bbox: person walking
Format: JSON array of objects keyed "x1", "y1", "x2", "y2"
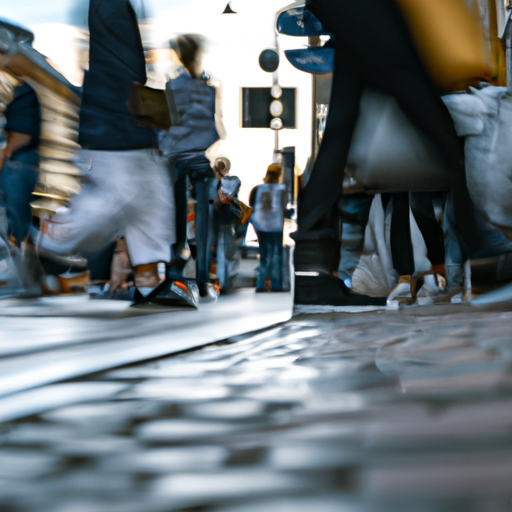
[
  {"x1": 293, "y1": 0, "x2": 497, "y2": 304},
  {"x1": 159, "y1": 35, "x2": 224, "y2": 299},
  {"x1": 36, "y1": 0, "x2": 179, "y2": 304},
  {"x1": 249, "y1": 164, "x2": 287, "y2": 292},
  {"x1": 0, "y1": 81, "x2": 40, "y2": 245}
]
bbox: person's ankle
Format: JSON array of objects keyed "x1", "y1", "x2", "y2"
[{"x1": 134, "y1": 262, "x2": 160, "y2": 289}]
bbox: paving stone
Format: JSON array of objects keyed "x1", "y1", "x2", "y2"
[
  {"x1": 137, "y1": 419, "x2": 255, "y2": 443},
  {"x1": 98, "y1": 446, "x2": 228, "y2": 473},
  {"x1": 3, "y1": 305, "x2": 512, "y2": 510}
]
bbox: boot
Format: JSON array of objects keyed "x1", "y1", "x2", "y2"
[{"x1": 293, "y1": 239, "x2": 386, "y2": 306}]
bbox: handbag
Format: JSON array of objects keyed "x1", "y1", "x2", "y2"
[
  {"x1": 395, "y1": 0, "x2": 493, "y2": 91},
  {"x1": 346, "y1": 90, "x2": 451, "y2": 192}
]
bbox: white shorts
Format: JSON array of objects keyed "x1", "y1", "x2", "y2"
[{"x1": 38, "y1": 148, "x2": 175, "y2": 266}]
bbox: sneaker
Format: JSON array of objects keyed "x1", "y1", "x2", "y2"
[
  {"x1": 198, "y1": 282, "x2": 218, "y2": 302},
  {"x1": 386, "y1": 275, "x2": 414, "y2": 308}
]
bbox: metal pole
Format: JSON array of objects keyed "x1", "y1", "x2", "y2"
[
  {"x1": 308, "y1": 36, "x2": 321, "y2": 162},
  {"x1": 507, "y1": 16, "x2": 512, "y2": 91}
]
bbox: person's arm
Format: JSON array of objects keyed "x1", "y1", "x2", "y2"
[
  {"x1": 282, "y1": 187, "x2": 294, "y2": 219},
  {"x1": 4, "y1": 132, "x2": 33, "y2": 159},
  {"x1": 249, "y1": 186, "x2": 258, "y2": 208}
]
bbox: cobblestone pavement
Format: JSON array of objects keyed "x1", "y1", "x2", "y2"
[{"x1": 2, "y1": 303, "x2": 512, "y2": 511}]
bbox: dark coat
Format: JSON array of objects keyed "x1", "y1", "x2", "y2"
[{"x1": 78, "y1": 0, "x2": 157, "y2": 151}]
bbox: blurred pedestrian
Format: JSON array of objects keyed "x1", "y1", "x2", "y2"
[
  {"x1": 293, "y1": 0, "x2": 495, "y2": 304},
  {"x1": 0, "y1": 81, "x2": 40, "y2": 245},
  {"x1": 211, "y1": 174, "x2": 250, "y2": 293},
  {"x1": 249, "y1": 164, "x2": 287, "y2": 292},
  {"x1": 159, "y1": 34, "x2": 224, "y2": 299},
  {"x1": 36, "y1": 0, "x2": 177, "y2": 302}
]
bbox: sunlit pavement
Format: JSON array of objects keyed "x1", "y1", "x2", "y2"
[{"x1": 2, "y1": 299, "x2": 512, "y2": 511}]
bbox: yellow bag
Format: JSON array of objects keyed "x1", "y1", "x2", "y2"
[{"x1": 395, "y1": 0, "x2": 493, "y2": 91}]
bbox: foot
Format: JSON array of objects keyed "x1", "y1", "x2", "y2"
[
  {"x1": 386, "y1": 275, "x2": 414, "y2": 308},
  {"x1": 198, "y1": 282, "x2": 218, "y2": 302},
  {"x1": 133, "y1": 278, "x2": 198, "y2": 308},
  {"x1": 294, "y1": 273, "x2": 386, "y2": 306},
  {"x1": 134, "y1": 263, "x2": 161, "y2": 297}
]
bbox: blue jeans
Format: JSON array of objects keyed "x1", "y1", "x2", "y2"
[
  {"x1": 0, "y1": 159, "x2": 38, "y2": 243},
  {"x1": 444, "y1": 192, "x2": 512, "y2": 264},
  {"x1": 256, "y1": 231, "x2": 283, "y2": 291}
]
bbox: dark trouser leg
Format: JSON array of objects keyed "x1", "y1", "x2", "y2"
[
  {"x1": 193, "y1": 176, "x2": 214, "y2": 286},
  {"x1": 292, "y1": 50, "x2": 360, "y2": 277},
  {"x1": 172, "y1": 168, "x2": 188, "y2": 263},
  {"x1": 296, "y1": 51, "x2": 362, "y2": 239},
  {"x1": 0, "y1": 160, "x2": 38, "y2": 244},
  {"x1": 410, "y1": 192, "x2": 445, "y2": 266},
  {"x1": 256, "y1": 231, "x2": 269, "y2": 291},
  {"x1": 389, "y1": 193, "x2": 415, "y2": 277},
  {"x1": 270, "y1": 231, "x2": 283, "y2": 291}
]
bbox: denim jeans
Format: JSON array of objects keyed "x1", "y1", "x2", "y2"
[
  {"x1": 0, "y1": 158, "x2": 38, "y2": 243},
  {"x1": 172, "y1": 155, "x2": 215, "y2": 286},
  {"x1": 256, "y1": 231, "x2": 283, "y2": 291}
]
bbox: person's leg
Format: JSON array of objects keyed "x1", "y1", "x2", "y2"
[
  {"x1": 36, "y1": 180, "x2": 121, "y2": 257},
  {"x1": 390, "y1": 193, "x2": 415, "y2": 277},
  {"x1": 270, "y1": 231, "x2": 284, "y2": 291},
  {"x1": 295, "y1": 50, "x2": 362, "y2": 239},
  {"x1": 410, "y1": 192, "x2": 445, "y2": 267},
  {"x1": 193, "y1": 176, "x2": 214, "y2": 288},
  {"x1": 125, "y1": 149, "x2": 174, "y2": 272},
  {"x1": 0, "y1": 159, "x2": 38, "y2": 244},
  {"x1": 171, "y1": 164, "x2": 188, "y2": 262},
  {"x1": 256, "y1": 231, "x2": 269, "y2": 291},
  {"x1": 338, "y1": 193, "x2": 375, "y2": 286}
]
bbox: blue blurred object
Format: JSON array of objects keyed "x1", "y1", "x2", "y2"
[
  {"x1": 277, "y1": 6, "x2": 328, "y2": 37},
  {"x1": 285, "y1": 47, "x2": 334, "y2": 75}
]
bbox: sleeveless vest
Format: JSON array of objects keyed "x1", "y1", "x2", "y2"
[
  {"x1": 159, "y1": 68, "x2": 219, "y2": 159},
  {"x1": 250, "y1": 183, "x2": 287, "y2": 233}
]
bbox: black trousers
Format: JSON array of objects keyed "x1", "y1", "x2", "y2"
[
  {"x1": 300, "y1": 0, "x2": 479, "y2": 257},
  {"x1": 385, "y1": 193, "x2": 445, "y2": 277},
  {"x1": 171, "y1": 156, "x2": 215, "y2": 286}
]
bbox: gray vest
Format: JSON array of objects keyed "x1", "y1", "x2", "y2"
[
  {"x1": 159, "y1": 68, "x2": 219, "y2": 159},
  {"x1": 250, "y1": 183, "x2": 287, "y2": 233}
]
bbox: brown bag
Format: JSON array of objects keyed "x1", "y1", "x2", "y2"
[
  {"x1": 129, "y1": 83, "x2": 171, "y2": 130},
  {"x1": 395, "y1": 0, "x2": 493, "y2": 91},
  {"x1": 236, "y1": 200, "x2": 253, "y2": 225}
]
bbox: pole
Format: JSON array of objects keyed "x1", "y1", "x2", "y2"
[{"x1": 507, "y1": 16, "x2": 512, "y2": 91}]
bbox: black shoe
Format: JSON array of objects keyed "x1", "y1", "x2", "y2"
[
  {"x1": 294, "y1": 273, "x2": 387, "y2": 306},
  {"x1": 293, "y1": 238, "x2": 341, "y2": 275},
  {"x1": 198, "y1": 282, "x2": 209, "y2": 298},
  {"x1": 133, "y1": 278, "x2": 198, "y2": 308}
]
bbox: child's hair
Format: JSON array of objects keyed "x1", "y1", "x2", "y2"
[{"x1": 264, "y1": 163, "x2": 282, "y2": 184}]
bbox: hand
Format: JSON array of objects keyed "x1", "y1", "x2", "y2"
[
  {"x1": 218, "y1": 189, "x2": 232, "y2": 205},
  {"x1": 4, "y1": 132, "x2": 32, "y2": 159}
]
